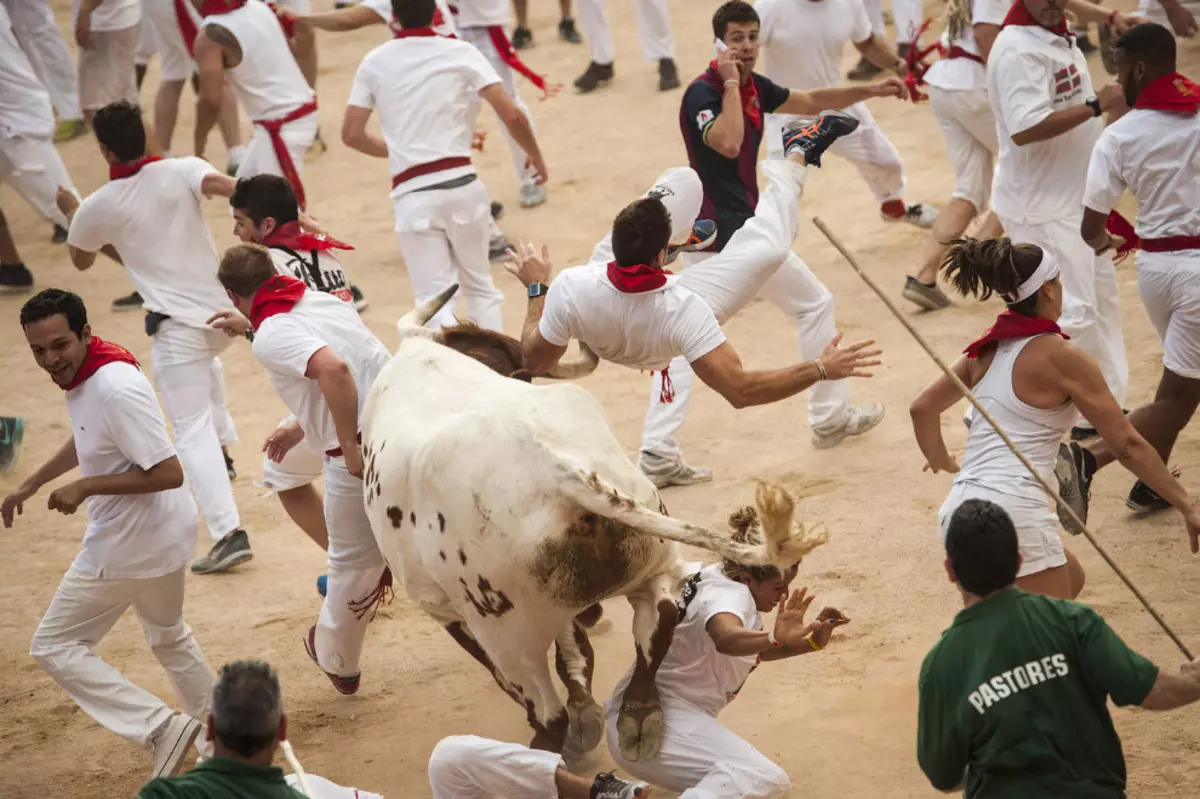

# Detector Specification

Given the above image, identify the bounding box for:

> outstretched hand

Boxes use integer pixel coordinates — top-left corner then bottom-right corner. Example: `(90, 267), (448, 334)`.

(207, 310), (252, 338)
(871, 76), (909, 101)
(818, 332), (882, 380)
(504, 240), (552, 288)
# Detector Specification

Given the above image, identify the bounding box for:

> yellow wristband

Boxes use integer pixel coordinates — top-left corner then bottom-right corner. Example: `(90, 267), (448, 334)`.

(807, 635), (822, 652)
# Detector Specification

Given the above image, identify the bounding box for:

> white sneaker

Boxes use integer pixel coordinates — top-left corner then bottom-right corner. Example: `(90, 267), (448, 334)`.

(520, 183), (546, 208)
(882, 203), (938, 229)
(811, 403), (885, 450)
(150, 713), (201, 779)
(638, 452), (714, 488)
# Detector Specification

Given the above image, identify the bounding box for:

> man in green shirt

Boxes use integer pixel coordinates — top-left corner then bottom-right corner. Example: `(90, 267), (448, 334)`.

(918, 498), (1200, 797)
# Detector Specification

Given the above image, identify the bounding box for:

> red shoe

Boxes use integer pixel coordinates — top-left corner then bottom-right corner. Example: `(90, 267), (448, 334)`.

(304, 625), (361, 695)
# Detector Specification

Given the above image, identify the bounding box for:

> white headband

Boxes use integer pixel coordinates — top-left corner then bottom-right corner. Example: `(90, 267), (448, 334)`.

(1002, 250), (1059, 304)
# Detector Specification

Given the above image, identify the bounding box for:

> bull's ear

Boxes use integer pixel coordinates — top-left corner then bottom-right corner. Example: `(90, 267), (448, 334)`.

(511, 369), (535, 383)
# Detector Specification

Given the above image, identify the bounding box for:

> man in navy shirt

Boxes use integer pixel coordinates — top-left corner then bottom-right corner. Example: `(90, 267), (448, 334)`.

(638, 0), (906, 487)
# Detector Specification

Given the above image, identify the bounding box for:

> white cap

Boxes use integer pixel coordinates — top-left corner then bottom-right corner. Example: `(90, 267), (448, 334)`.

(643, 167), (703, 247)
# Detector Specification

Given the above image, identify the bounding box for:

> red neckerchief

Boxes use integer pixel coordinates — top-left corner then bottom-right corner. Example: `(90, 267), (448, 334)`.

(1001, 0), (1071, 37)
(249, 274), (307, 330)
(606, 261), (671, 293)
(707, 62), (761, 129)
(1105, 210), (1139, 263)
(199, 0), (246, 16)
(964, 310), (1068, 358)
(1134, 72), (1200, 113)
(394, 26), (440, 38)
(109, 156), (161, 181)
(61, 337), (140, 391)
(262, 221), (354, 253)
(903, 18), (943, 103)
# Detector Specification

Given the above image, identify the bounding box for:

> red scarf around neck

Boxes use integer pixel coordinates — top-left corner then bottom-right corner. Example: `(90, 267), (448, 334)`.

(1134, 72), (1200, 113)
(707, 61), (761, 129)
(964, 310), (1068, 358)
(61, 337), (140, 391)
(199, 0), (246, 16)
(249, 274), (307, 330)
(263, 221), (354, 253)
(109, 156), (161, 181)
(1001, 0), (1071, 37)
(606, 261), (671, 293)
(394, 26), (440, 38)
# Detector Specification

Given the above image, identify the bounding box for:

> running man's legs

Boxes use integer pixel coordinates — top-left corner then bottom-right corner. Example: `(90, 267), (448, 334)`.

(7, 0), (82, 122)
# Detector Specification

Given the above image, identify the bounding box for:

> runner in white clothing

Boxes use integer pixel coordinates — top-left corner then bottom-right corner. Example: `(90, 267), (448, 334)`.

(60, 101), (252, 576)
(3, 289), (214, 781)
(71, 0), (140, 122)
(343, 0), (547, 332)
(846, 0), (924, 80)
(2, 0), (86, 139)
(1075, 23), (1200, 515)
(210, 244), (392, 696)
(571, 0), (678, 94)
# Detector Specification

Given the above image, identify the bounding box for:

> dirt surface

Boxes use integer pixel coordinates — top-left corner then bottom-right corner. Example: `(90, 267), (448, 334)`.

(3, 1), (1200, 796)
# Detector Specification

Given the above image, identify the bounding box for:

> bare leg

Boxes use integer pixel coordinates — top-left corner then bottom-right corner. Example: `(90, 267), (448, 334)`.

(135, 63), (147, 91)
(278, 484), (329, 550)
(0, 209), (21, 265)
(154, 79), (185, 153)
(559, 0), (572, 19)
(291, 23), (318, 88)
(1089, 369), (1200, 469)
(1016, 549), (1084, 599)
(514, 0), (529, 27)
(913, 199), (981, 285)
(217, 83), (242, 152)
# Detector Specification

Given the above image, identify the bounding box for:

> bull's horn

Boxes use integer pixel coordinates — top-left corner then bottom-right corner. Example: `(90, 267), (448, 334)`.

(544, 342), (599, 380)
(396, 284), (459, 339)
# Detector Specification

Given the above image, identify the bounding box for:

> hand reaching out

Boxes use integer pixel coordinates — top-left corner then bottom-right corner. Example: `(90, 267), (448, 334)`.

(818, 332), (883, 380)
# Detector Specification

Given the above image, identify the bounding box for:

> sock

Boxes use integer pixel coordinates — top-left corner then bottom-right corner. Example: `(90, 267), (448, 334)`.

(228, 144), (248, 162)
(881, 199), (907, 218)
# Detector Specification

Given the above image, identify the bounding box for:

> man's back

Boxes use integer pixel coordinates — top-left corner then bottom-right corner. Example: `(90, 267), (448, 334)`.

(139, 757), (303, 798)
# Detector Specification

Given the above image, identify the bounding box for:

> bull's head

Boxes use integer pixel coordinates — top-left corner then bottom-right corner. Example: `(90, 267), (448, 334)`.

(396, 284), (600, 381)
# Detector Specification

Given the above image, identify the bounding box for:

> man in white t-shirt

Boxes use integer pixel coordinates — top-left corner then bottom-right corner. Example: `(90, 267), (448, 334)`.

(757, 0), (938, 229)
(846, 0), (923, 79)
(1, 0), (86, 140)
(572, 0), (678, 94)
(3, 289), (214, 780)
(1075, 23), (1200, 515)
(987, 0), (1132, 439)
(343, 0), (547, 331)
(72, 0), (140, 122)
(210, 244), (392, 696)
(61, 101), (252, 576)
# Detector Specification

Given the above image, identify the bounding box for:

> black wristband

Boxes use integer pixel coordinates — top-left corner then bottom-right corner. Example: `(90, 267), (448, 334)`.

(1086, 97), (1102, 117)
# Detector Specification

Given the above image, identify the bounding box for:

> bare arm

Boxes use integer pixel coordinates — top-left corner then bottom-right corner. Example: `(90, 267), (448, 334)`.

(69, 457), (184, 499)
(1011, 103), (1096, 146)
(706, 613), (779, 657)
(193, 32), (227, 158)
(341, 104), (388, 158)
(480, 84), (546, 183)
(776, 77), (907, 116)
(68, 245), (99, 271)
(300, 5), (384, 32)
(974, 23), (1000, 62)
(201, 171), (239, 199)
(305, 347), (363, 476)
(517, 296), (568, 375)
(1141, 664), (1200, 710)
(1080, 207), (1113, 253)
(705, 82), (748, 159)
(853, 33), (904, 72)
(3, 437), (78, 527)
(910, 356), (975, 473)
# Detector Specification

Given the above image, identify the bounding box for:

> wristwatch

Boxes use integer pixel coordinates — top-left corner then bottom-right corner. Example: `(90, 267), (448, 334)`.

(528, 281), (550, 299)
(1086, 97), (1102, 117)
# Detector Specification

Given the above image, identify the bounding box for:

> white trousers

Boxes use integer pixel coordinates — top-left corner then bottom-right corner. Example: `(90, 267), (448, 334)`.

(1138, 250), (1200, 380)
(427, 735), (561, 798)
(765, 103), (905, 204)
(0, 133), (74, 228)
(927, 85), (997, 211)
(30, 563), (213, 749)
(140, 0), (197, 82)
(235, 113), (318, 184)
(641, 161), (851, 460)
(393, 178), (504, 332)
(459, 26), (539, 192)
(285, 773), (383, 799)
(313, 459), (387, 678)
(575, 0), (674, 65)
(150, 322), (241, 540)
(862, 0), (924, 43)
(3, 0), (82, 120)
(605, 701), (790, 799)
(999, 213), (1128, 416)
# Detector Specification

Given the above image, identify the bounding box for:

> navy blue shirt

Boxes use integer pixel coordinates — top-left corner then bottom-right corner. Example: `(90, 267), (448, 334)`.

(680, 67), (790, 252)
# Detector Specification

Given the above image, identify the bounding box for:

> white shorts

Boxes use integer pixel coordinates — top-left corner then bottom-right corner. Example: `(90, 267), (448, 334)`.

(927, 85), (997, 211)
(141, 0), (197, 82)
(136, 15), (157, 65)
(236, 113), (318, 182)
(79, 25), (139, 111)
(939, 482), (1067, 578)
(1137, 250), (1200, 380)
(0, 134), (73, 228)
(261, 416), (324, 492)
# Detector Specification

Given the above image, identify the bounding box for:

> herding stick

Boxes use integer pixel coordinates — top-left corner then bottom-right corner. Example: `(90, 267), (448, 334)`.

(281, 740), (314, 797)
(812, 217), (1194, 660)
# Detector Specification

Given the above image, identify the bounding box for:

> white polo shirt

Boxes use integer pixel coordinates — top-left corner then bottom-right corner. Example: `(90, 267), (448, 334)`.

(987, 25), (1100, 225)
(758, 0), (872, 92)
(454, 0), (508, 29)
(348, 35), (501, 197)
(68, 157), (230, 329)
(252, 291), (392, 453)
(924, 0), (1009, 91)
(202, 0), (314, 122)
(71, 0), (140, 32)
(267, 246), (353, 304)
(1082, 107), (1200, 240)
(362, 0), (457, 36)
(538, 264), (727, 372)
(0, 1), (54, 139)
(67, 360), (197, 579)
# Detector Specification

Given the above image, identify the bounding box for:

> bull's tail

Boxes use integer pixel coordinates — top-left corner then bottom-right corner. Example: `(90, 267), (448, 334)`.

(556, 462), (827, 568)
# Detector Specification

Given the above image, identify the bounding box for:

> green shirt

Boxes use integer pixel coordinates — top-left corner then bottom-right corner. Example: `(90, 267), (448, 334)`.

(917, 588), (1159, 798)
(138, 757), (305, 799)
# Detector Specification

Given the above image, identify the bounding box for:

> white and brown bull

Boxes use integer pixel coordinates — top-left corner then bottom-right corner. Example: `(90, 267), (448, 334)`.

(359, 286), (827, 760)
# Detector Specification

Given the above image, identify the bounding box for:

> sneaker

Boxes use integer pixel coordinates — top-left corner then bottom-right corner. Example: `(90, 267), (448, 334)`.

(350, 284), (369, 312)
(317, 574), (328, 598)
(309, 128), (328, 156)
(638, 452), (714, 488)
(812, 403), (885, 450)
(658, 58), (680, 91)
(53, 118), (87, 142)
(304, 625), (360, 695)
(52, 224), (68, 244)
(223, 448), (236, 480)
(190, 529), (253, 574)
(1054, 442), (1095, 535)
(1127, 479), (1173, 514)
(112, 291), (144, 311)
(902, 276), (952, 311)
(0, 264), (33, 293)
(665, 219), (717, 265)
(782, 112), (860, 167)
(150, 713), (202, 779)
(521, 183), (546, 208)
(1070, 424), (1098, 441)
(489, 232), (510, 262)
(591, 772), (651, 799)
(0, 417), (23, 474)
(883, 203), (938, 229)
(575, 61), (614, 93)
(846, 56), (882, 81)
(491, 201), (504, 221)
(1099, 25), (1118, 75)
(512, 26), (533, 49)
(559, 17), (582, 43)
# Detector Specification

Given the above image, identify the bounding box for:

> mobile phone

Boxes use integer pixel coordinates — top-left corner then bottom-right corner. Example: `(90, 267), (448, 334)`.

(713, 37), (728, 57)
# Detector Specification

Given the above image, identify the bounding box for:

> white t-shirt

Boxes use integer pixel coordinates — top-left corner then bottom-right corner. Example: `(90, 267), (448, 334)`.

(1082, 107), (1200, 240)
(537, 264), (727, 372)
(924, 0), (1009, 91)
(612, 564), (762, 717)
(362, 0), (458, 37)
(0, 1), (54, 139)
(202, 0), (314, 121)
(67, 361), (197, 579)
(758, 0), (872, 92)
(267, 245), (353, 304)
(454, 0), (508, 28)
(252, 291), (392, 453)
(68, 157), (230, 329)
(987, 26), (1100, 225)
(348, 35), (500, 197)
(71, 0), (140, 32)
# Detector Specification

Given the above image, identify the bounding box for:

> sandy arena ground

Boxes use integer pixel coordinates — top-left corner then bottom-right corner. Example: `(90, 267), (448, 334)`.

(3, 1), (1200, 796)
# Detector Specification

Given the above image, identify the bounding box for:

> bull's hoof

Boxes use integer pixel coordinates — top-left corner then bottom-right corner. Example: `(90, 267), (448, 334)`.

(617, 699), (664, 762)
(566, 697), (605, 754)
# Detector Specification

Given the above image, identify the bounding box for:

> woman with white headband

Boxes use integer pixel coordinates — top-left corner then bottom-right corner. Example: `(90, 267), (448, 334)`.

(910, 237), (1200, 599)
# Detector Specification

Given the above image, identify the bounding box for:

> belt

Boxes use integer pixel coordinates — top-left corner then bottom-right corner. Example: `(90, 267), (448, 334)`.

(255, 100), (319, 211)
(1140, 235), (1200, 253)
(391, 156), (472, 189)
(946, 45), (984, 64)
(413, 173), (478, 193)
(326, 447), (342, 458)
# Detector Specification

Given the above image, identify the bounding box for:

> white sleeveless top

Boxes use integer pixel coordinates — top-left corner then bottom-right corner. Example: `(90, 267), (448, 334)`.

(202, 0), (314, 122)
(953, 335), (1076, 499)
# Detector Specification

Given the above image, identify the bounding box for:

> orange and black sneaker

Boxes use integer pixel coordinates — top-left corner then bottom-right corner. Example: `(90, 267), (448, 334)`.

(665, 219), (717, 264)
(782, 111), (860, 167)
